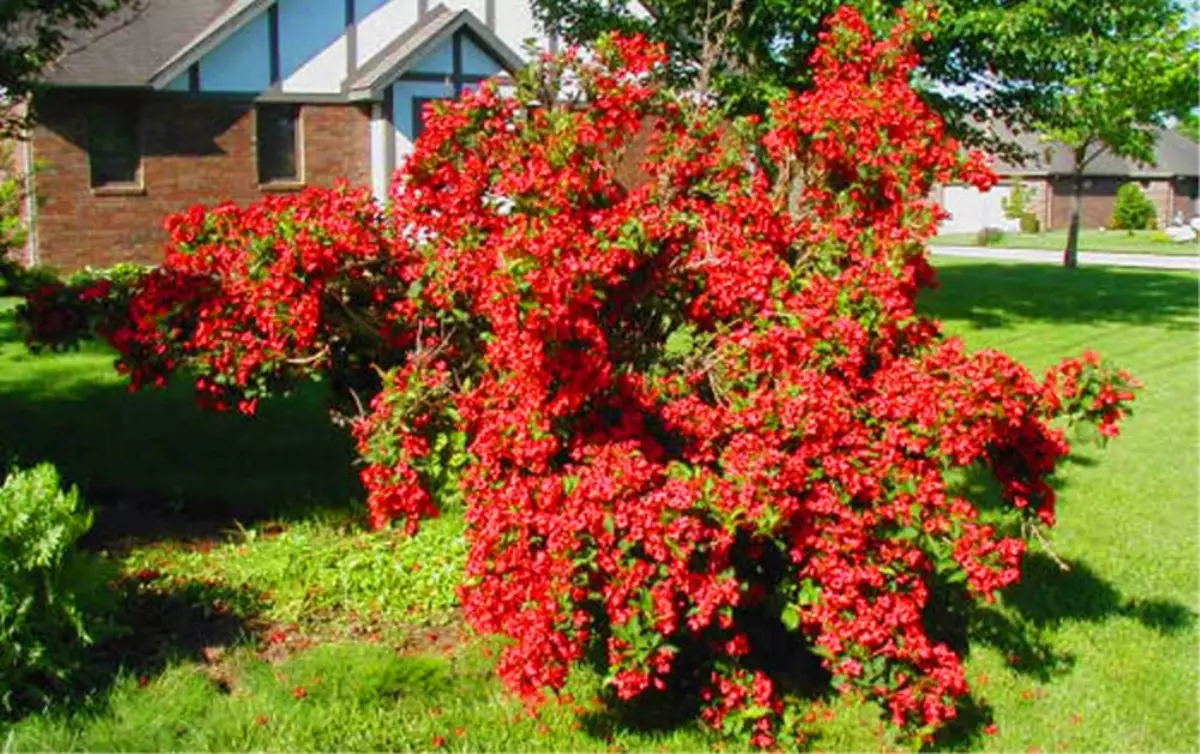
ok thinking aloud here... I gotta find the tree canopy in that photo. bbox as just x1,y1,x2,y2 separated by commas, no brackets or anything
1027,3,1197,264
531,0,1199,151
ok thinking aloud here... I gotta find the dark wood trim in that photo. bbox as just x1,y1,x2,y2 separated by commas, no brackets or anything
345,0,357,74
268,3,281,84
451,30,463,96
412,96,433,140
485,0,495,28
397,72,489,84
187,63,201,92
144,90,348,104
383,85,396,182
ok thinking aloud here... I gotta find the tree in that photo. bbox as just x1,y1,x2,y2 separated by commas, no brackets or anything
1179,111,1200,142
0,0,131,138
1033,7,1198,267
1001,177,1038,233
534,2,1188,142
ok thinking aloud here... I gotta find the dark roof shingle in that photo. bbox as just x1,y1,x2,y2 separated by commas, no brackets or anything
44,0,237,87
993,127,1199,179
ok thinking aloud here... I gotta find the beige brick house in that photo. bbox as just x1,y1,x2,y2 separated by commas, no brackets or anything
934,129,1200,235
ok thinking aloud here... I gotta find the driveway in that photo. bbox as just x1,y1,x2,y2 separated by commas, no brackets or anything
931,245,1200,272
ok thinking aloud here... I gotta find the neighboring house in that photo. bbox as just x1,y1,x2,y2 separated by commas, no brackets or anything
934,128,1200,235
10,0,558,271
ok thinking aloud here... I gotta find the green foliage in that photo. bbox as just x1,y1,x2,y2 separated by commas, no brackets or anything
976,227,1005,246
0,143,26,256
1002,179,1040,233
0,262,1198,750
1111,183,1159,231
1001,179,1031,221
122,514,467,631
1179,111,1200,142
1028,2,1197,263
530,0,1196,150
0,462,113,715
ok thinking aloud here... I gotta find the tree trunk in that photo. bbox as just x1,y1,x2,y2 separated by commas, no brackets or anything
1063,174,1083,269
1063,145,1087,269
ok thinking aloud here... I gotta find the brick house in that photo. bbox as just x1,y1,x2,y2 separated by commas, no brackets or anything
10,0,556,271
934,128,1200,235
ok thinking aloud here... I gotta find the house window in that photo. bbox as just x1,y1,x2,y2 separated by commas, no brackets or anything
257,104,301,184
88,103,141,188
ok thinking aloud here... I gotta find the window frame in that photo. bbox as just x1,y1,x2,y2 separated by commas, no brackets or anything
87,100,143,193
256,103,304,188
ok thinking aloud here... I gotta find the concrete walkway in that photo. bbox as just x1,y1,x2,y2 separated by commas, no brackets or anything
931,245,1200,272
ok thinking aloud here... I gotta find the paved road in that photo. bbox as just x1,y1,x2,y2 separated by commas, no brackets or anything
930,245,1200,272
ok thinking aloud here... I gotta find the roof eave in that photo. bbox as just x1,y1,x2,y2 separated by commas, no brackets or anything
148,0,268,89
348,9,526,100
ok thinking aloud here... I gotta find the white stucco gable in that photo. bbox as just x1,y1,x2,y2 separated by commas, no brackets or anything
150,0,547,97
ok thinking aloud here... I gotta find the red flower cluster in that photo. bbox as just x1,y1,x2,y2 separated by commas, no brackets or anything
21,184,418,412
356,10,1136,747
17,7,1139,748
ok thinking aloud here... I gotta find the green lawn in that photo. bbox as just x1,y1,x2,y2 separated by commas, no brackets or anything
931,228,1200,256
1,259,1197,751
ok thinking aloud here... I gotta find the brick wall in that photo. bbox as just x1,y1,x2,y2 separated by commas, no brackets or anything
31,91,372,271
1171,177,1198,221
1048,177,1180,230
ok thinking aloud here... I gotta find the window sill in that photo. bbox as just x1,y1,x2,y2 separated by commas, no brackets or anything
92,184,146,197
258,181,306,193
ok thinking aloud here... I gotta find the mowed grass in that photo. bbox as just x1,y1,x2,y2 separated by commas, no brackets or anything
0,259,1197,751
931,228,1200,256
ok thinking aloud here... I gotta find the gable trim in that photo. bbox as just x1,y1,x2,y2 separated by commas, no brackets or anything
346,6,523,102
150,0,270,89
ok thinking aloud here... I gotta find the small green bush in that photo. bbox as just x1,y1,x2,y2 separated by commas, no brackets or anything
1111,183,1158,231
1019,213,1041,234
976,226,1005,246
0,463,113,715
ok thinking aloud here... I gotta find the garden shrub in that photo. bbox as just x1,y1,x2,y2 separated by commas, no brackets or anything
19,189,411,413
355,12,1136,747
1111,182,1157,230
0,462,114,715
975,226,1005,246
14,6,1141,747
1001,178,1040,233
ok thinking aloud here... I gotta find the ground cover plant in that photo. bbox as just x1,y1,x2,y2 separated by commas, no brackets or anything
13,8,1147,749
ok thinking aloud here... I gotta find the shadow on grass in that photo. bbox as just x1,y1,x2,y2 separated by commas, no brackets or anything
932,552,1196,681
0,303,361,543
920,262,1199,331
6,563,268,723
925,552,1196,751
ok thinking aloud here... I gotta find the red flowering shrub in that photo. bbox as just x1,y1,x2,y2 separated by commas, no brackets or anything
354,9,1137,747
21,184,419,413
16,6,1139,747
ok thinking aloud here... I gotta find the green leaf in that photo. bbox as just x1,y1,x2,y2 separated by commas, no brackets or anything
781,603,801,631
664,327,695,361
